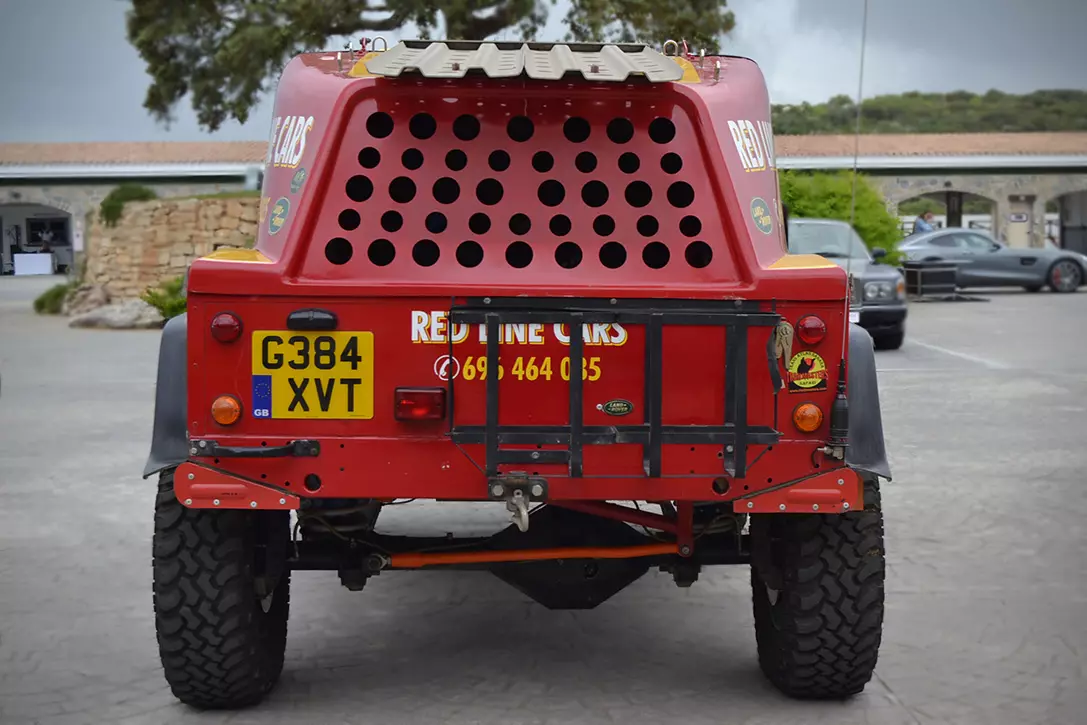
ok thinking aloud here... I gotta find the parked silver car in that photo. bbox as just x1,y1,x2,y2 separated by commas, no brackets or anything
897,228,1087,293
787,218,908,350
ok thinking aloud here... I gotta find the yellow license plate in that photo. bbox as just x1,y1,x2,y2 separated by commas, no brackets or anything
250,331,374,419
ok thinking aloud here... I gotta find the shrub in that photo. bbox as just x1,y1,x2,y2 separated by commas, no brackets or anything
34,282,76,315
141,276,187,320
779,170,904,263
99,183,158,227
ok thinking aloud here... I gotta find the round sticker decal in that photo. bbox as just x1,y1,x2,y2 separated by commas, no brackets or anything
751,197,774,235
786,351,828,393
290,167,307,194
268,197,290,235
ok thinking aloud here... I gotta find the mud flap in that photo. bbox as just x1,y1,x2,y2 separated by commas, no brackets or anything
143,313,189,479
845,324,891,480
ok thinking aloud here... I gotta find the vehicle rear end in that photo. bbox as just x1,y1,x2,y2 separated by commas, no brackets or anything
150,41,887,710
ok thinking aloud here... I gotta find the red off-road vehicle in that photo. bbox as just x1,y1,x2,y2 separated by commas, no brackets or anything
145,40,890,710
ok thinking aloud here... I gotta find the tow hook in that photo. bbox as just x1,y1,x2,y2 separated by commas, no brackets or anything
487,474,549,533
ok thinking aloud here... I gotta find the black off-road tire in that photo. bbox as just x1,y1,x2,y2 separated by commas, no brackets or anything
872,327,904,351
153,469,291,709
750,475,885,699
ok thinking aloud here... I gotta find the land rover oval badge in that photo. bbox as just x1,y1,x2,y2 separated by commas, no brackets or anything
600,399,634,416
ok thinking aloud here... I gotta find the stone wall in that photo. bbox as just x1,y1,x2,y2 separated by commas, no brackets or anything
83,196,259,300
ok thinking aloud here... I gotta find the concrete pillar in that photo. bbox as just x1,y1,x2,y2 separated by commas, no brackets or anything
1000,194,1035,248
1029,197,1046,248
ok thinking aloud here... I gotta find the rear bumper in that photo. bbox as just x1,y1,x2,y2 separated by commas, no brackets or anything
859,303,907,333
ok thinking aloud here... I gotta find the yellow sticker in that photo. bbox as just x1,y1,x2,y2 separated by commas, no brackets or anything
786,351,828,393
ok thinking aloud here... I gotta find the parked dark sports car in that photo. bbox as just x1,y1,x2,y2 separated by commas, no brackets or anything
786,218,908,350
897,228,1087,293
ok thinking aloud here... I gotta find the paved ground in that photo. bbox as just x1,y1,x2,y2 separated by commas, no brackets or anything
1,275,1085,725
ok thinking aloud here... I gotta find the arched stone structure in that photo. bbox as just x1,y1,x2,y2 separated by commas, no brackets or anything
871,172,1087,247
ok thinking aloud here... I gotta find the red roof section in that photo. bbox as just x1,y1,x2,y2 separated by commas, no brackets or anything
0,133,1084,167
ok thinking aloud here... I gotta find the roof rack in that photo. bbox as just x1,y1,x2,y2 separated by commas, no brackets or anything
363,40,685,83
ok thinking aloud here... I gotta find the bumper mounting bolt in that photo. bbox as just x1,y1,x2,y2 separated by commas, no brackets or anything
279,498,287,505
491,484,504,497
679,545,691,556
812,504,820,511
213,499,221,506
187,473,195,481
184,498,192,506
531,483,543,497
199,440,207,448
190,447,198,456
250,501,257,508
837,478,844,485
746,501,753,509
843,502,850,510
779,504,786,511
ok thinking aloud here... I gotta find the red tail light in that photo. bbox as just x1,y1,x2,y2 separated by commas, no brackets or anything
394,388,446,421
796,315,826,345
210,312,242,343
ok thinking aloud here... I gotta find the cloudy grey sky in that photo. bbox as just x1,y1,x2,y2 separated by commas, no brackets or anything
1,0,1085,142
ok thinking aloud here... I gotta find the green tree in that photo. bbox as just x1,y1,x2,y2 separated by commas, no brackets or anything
779,170,903,261
772,89,1087,135
126,0,735,132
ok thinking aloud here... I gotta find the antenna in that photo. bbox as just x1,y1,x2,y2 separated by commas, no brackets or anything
843,0,870,357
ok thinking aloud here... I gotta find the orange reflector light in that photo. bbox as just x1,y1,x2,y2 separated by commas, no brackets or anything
792,402,824,433
211,395,242,426
394,387,446,421
796,315,826,345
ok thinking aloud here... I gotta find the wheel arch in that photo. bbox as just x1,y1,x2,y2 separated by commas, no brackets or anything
143,313,189,479
845,323,891,481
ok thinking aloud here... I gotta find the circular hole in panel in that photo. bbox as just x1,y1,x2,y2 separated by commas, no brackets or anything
581,180,609,208
338,209,360,231
507,116,534,142
367,239,395,266
401,148,423,170
575,152,597,173
593,215,615,236
538,180,565,207
563,117,591,143
549,215,572,236
625,181,652,208
325,238,353,265
389,176,417,203
685,241,713,268
489,150,511,171
668,181,695,208
680,215,702,237
637,215,659,237
532,151,555,173
456,241,484,268
599,241,627,269
382,210,404,232
649,117,676,144
618,152,640,174
607,118,635,144
661,152,683,174
433,177,460,204
358,147,380,168
412,239,440,267
469,213,492,235
366,112,393,138
642,241,671,269
509,213,531,235
346,175,373,202
425,212,447,234
505,241,533,269
445,149,468,171
555,242,582,269
453,114,481,140
476,178,504,205
409,113,437,139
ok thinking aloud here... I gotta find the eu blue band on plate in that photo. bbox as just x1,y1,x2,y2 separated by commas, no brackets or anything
252,375,272,417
